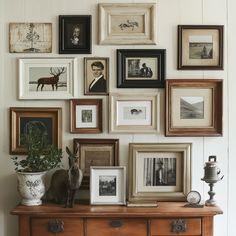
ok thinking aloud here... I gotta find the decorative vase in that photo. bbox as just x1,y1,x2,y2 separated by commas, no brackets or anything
16,171,47,206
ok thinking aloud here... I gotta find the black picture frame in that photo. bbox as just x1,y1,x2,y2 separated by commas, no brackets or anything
117,49,166,88
59,15,92,54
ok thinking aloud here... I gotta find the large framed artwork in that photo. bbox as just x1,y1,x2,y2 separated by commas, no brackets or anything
178,25,224,70
98,3,156,45
165,79,223,137
10,107,62,155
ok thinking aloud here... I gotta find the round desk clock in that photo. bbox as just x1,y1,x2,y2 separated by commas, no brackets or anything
185,191,203,208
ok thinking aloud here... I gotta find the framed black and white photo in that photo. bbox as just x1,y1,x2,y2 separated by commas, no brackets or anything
117,49,166,88
59,15,91,54
90,166,126,205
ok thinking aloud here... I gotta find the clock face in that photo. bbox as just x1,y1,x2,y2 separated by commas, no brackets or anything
187,191,201,204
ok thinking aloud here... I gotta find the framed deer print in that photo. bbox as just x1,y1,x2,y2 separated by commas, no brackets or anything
19,58,77,99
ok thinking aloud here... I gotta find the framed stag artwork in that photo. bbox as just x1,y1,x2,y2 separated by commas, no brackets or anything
19,58,77,100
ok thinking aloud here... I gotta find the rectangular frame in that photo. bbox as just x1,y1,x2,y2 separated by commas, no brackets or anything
128,143,191,202
10,107,62,155
19,58,77,100
74,139,119,189
178,25,224,70
90,166,126,205
109,93,160,133
70,99,103,133
166,79,223,137
98,3,156,45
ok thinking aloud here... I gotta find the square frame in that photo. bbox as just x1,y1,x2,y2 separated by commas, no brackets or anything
178,25,224,70
117,49,166,88
70,99,103,133
109,93,160,133
128,143,191,202
90,166,126,205
59,15,91,54
73,138,119,189
98,3,156,45
165,79,223,137
10,107,62,155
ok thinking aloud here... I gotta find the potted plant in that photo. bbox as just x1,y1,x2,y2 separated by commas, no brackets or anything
12,124,63,206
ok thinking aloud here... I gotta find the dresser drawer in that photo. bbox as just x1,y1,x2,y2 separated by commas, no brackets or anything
31,218,83,236
87,218,148,236
151,218,201,235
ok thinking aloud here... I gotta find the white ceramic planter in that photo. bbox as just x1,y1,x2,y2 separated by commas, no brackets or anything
16,171,46,206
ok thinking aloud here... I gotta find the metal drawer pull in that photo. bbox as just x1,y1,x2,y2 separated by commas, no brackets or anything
171,219,187,234
47,219,64,234
110,220,123,228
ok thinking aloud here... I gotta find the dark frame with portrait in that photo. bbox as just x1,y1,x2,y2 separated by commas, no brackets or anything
59,15,92,54
117,49,166,88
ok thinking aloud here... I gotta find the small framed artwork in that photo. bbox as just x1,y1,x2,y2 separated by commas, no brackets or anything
98,3,156,45
165,79,223,137
128,143,191,203
109,93,160,133
19,58,77,100
9,23,52,53
10,107,62,155
59,15,91,54
84,57,109,95
73,139,119,189
117,49,166,88
178,25,224,70
90,166,126,205
70,99,102,133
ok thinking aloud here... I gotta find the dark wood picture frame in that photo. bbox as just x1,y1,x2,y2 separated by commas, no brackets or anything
59,15,91,54
10,107,62,154
178,25,224,70
117,49,166,88
165,79,223,137
70,99,103,133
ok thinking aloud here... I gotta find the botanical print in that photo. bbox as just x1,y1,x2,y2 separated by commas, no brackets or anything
99,176,116,196
123,106,146,120
66,23,84,47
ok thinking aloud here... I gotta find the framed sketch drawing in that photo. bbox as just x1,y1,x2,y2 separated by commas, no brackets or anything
178,25,224,70
90,166,126,205
165,79,223,136
19,58,77,99
98,3,156,45
128,143,191,203
10,107,62,155
117,49,165,88
9,23,52,53
70,99,102,133
59,15,91,54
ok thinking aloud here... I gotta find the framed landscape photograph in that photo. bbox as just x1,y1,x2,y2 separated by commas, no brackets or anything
109,93,160,133
178,25,224,70
19,58,77,99
9,22,52,53
59,15,91,54
165,79,223,136
90,166,126,205
70,99,102,133
10,107,62,154
128,143,191,203
117,49,165,88
73,139,119,189
98,3,156,45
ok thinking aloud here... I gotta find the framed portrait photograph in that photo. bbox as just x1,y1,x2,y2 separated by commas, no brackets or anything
109,93,160,133
84,57,109,95
19,58,77,100
90,166,126,205
10,107,62,155
178,25,224,70
128,143,191,203
9,22,52,53
98,3,156,45
117,49,166,88
165,79,223,137
70,99,102,133
59,15,91,54
73,139,119,189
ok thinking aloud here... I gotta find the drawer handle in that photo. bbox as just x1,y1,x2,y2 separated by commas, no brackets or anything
47,219,64,234
171,219,187,234
110,220,123,228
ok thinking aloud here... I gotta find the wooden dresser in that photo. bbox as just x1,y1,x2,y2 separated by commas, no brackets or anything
11,202,222,236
